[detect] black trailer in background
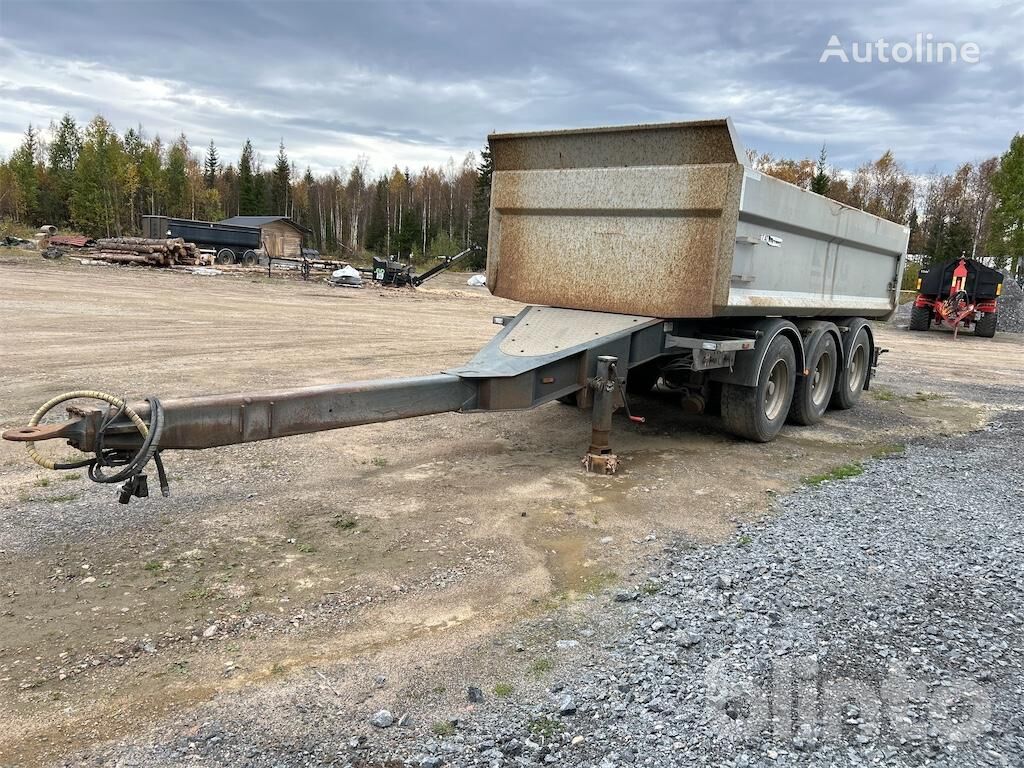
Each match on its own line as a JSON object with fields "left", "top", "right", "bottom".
{"left": 142, "top": 216, "right": 262, "bottom": 265}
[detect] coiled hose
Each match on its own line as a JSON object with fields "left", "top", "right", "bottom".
{"left": 25, "top": 391, "right": 169, "bottom": 502}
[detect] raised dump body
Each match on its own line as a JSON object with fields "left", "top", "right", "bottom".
{"left": 486, "top": 119, "right": 909, "bottom": 319}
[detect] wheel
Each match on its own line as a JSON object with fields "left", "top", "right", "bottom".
{"left": 909, "top": 304, "right": 932, "bottom": 331}
{"left": 241, "top": 249, "right": 258, "bottom": 266}
{"left": 720, "top": 334, "right": 795, "bottom": 442}
{"left": 626, "top": 361, "right": 661, "bottom": 395}
{"left": 974, "top": 312, "right": 997, "bottom": 338}
{"left": 788, "top": 334, "right": 838, "bottom": 426}
{"left": 215, "top": 248, "right": 235, "bottom": 265}
{"left": 830, "top": 327, "right": 870, "bottom": 411}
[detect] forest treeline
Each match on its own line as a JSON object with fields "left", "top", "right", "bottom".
{"left": 0, "top": 114, "right": 492, "bottom": 267}
{"left": 0, "top": 113, "right": 1022, "bottom": 277}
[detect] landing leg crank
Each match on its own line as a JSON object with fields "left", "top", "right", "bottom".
{"left": 583, "top": 355, "right": 620, "bottom": 474}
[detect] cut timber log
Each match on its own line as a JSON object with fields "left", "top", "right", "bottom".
{"left": 88, "top": 237, "right": 198, "bottom": 267}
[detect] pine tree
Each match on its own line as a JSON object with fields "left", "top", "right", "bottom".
{"left": 271, "top": 140, "right": 290, "bottom": 215}
{"left": 71, "top": 116, "right": 129, "bottom": 237}
{"left": 238, "top": 139, "right": 259, "bottom": 215}
{"left": 468, "top": 145, "right": 492, "bottom": 269}
{"left": 43, "top": 114, "right": 81, "bottom": 224}
{"left": 204, "top": 140, "right": 219, "bottom": 189}
{"left": 810, "top": 143, "right": 830, "bottom": 196}
{"left": 987, "top": 133, "right": 1024, "bottom": 277}
{"left": 365, "top": 177, "right": 389, "bottom": 255}
{"left": 907, "top": 207, "right": 926, "bottom": 254}
{"left": 164, "top": 135, "right": 189, "bottom": 218}
{"left": 9, "top": 124, "right": 41, "bottom": 223}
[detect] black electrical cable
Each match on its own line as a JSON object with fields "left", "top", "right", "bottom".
{"left": 85, "top": 396, "right": 166, "bottom": 489}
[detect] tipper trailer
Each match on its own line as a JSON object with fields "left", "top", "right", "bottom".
{"left": 142, "top": 216, "right": 264, "bottom": 265}
{"left": 4, "top": 119, "right": 910, "bottom": 501}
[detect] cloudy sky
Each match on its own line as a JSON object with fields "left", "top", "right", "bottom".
{"left": 0, "top": 0, "right": 1021, "bottom": 176}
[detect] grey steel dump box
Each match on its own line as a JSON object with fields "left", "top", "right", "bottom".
{"left": 486, "top": 119, "right": 909, "bottom": 319}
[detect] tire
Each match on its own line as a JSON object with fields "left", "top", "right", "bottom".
{"left": 909, "top": 304, "right": 932, "bottom": 331}
{"left": 241, "top": 249, "right": 258, "bottom": 266}
{"left": 215, "top": 248, "right": 235, "bottom": 265}
{"left": 626, "top": 361, "right": 661, "bottom": 395}
{"left": 788, "top": 333, "right": 838, "bottom": 426}
{"left": 830, "top": 327, "right": 870, "bottom": 411}
{"left": 974, "top": 312, "right": 997, "bottom": 338}
{"left": 720, "top": 334, "right": 795, "bottom": 442}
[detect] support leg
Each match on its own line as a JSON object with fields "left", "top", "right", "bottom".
{"left": 583, "top": 355, "right": 619, "bottom": 474}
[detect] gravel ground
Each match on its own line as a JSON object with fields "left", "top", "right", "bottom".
{"left": 83, "top": 406, "right": 1024, "bottom": 767}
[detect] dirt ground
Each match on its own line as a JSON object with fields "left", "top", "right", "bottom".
{"left": 1, "top": 252, "right": 1021, "bottom": 767}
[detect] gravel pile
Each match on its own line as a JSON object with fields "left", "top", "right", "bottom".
{"left": 376, "top": 411, "right": 1023, "bottom": 768}
{"left": 996, "top": 270, "right": 1024, "bottom": 333}
{"left": 87, "top": 409, "right": 1024, "bottom": 767}
{"left": 892, "top": 300, "right": 913, "bottom": 325}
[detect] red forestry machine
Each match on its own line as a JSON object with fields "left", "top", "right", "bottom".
{"left": 909, "top": 258, "right": 1004, "bottom": 338}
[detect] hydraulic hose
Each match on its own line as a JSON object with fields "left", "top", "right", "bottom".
{"left": 23, "top": 391, "right": 168, "bottom": 501}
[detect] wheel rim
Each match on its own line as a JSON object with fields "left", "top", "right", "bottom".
{"left": 848, "top": 343, "right": 867, "bottom": 393}
{"left": 810, "top": 348, "right": 834, "bottom": 408}
{"left": 763, "top": 359, "right": 789, "bottom": 421}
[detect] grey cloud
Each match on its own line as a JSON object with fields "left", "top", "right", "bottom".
{"left": 0, "top": 0, "right": 1019, "bottom": 172}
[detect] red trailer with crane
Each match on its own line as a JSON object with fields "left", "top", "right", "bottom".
{"left": 909, "top": 258, "right": 1004, "bottom": 338}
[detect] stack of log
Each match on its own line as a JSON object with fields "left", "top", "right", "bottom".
{"left": 92, "top": 237, "right": 202, "bottom": 266}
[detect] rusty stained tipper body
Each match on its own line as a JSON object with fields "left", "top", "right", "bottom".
{"left": 5, "top": 118, "right": 910, "bottom": 501}
{"left": 486, "top": 119, "right": 906, "bottom": 319}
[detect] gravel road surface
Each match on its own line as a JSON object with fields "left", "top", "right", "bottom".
{"left": 2, "top": 254, "right": 1021, "bottom": 768}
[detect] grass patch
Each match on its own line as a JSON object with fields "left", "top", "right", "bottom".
{"left": 295, "top": 542, "right": 316, "bottom": 553}
{"left": 59, "top": 472, "right": 82, "bottom": 481}
{"left": 912, "top": 391, "right": 944, "bottom": 402}
{"left": 737, "top": 534, "right": 753, "bottom": 547}
{"left": 529, "top": 715, "right": 564, "bottom": 740}
{"left": 331, "top": 514, "right": 357, "bottom": 530}
{"left": 804, "top": 462, "right": 864, "bottom": 486}
{"left": 33, "top": 476, "right": 52, "bottom": 488}
{"left": 370, "top": 456, "right": 388, "bottom": 467}
{"left": 640, "top": 581, "right": 661, "bottom": 596}
{"left": 182, "top": 586, "right": 221, "bottom": 603}
{"left": 431, "top": 721, "right": 456, "bottom": 737}
{"left": 577, "top": 570, "right": 618, "bottom": 594}
{"left": 143, "top": 560, "right": 163, "bottom": 572}
{"left": 529, "top": 657, "right": 554, "bottom": 675}
{"left": 38, "top": 492, "right": 82, "bottom": 503}
{"left": 493, "top": 682, "right": 514, "bottom": 697}
{"left": 871, "top": 387, "right": 897, "bottom": 401}
{"left": 871, "top": 442, "right": 905, "bottom": 459}
{"left": 270, "top": 663, "right": 286, "bottom": 676}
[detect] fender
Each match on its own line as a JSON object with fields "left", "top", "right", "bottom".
{"left": 833, "top": 317, "right": 876, "bottom": 390}
{"left": 793, "top": 320, "right": 842, "bottom": 378}
{"left": 708, "top": 318, "right": 805, "bottom": 388}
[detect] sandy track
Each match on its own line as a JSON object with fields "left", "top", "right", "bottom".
{"left": 0, "top": 254, "right": 1020, "bottom": 766}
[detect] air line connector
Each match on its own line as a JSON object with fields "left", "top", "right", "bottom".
{"left": 582, "top": 355, "right": 620, "bottom": 475}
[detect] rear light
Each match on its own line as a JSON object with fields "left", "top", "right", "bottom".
{"left": 916, "top": 278, "right": 922, "bottom": 290}
{"left": 997, "top": 283, "right": 1002, "bottom": 296}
